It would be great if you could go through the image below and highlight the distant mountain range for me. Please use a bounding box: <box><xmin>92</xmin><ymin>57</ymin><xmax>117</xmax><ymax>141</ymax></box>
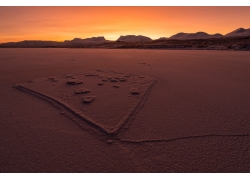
<box><xmin>166</xmin><ymin>28</ymin><xmax>250</xmax><ymax>40</ymax></box>
<box><xmin>224</xmin><ymin>28</ymin><xmax>250</xmax><ymax>37</ymax></box>
<box><xmin>73</xmin><ymin>28</ymin><xmax>250</xmax><ymax>42</ymax></box>
<box><xmin>168</xmin><ymin>32</ymin><xmax>223</xmax><ymax>40</ymax></box>
<box><xmin>0</xmin><ymin>28</ymin><xmax>250</xmax><ymax>48</ymax></box>
<box><xmin>117</xmin><ymin>35</ymin><xmax>152</xmax><ymax>42</ymax></box>
<box><xmin>64</xmin><ymin>36</ymin><xmax>108</xmax><ymax>43</ymax></box>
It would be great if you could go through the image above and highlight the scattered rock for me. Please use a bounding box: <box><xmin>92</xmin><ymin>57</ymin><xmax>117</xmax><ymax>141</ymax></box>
<box><xmin>48</xmin><ymin>77</ymin><xmax>56</xmax><ymax>80</ymax></box>
<box><xmin>98</xmin><ymin>83</ymin><xmax>104</xmax><ymax>85</ymax></box>
<box><xmin>75</xmin><ymin>88</ymin><xmax>91</xmax><ymax>94</ymax></box>
<box><xmin>130</xmin><ymin>88</ymin><xmax>140</xmax><ymax>94</ymax></box>
<box><xmin>119</xmin><ymin>78</ymin><xmax>127</xmax><ymax>82</ymax></box>
<box><xmin>110</xmin><ymin>79</ymin><xmax>118</xmax><ymax>82</ymax></box>
<box><xmin>101</xmin><ymin>78</ymin><xmax>108</xmax><ymax>82</ymax></box>
<box><xmin>82</xmin><ymin>96</ymin><xmax>96</xmax><ymax>103</ymax></box>
<box><xmin>67</xmin><ymin>80</ymin><xmax>83</xmax><ymax>85</ymax></box>
<box><xmin>66</xmin><ymin>74</ymin><xmax>73</xmax><ymax>78</ymax></box>
<box><xmin>113</xmin><ymin>85</ymin><xmax>119</xmax><ymax>88</ymax></box>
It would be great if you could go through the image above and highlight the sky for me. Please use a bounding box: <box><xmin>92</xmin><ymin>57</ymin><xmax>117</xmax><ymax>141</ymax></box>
<box><xmin>0</xmin><ymin>6</ymin><xmax>250</xmax><ymax>43</ymax></box>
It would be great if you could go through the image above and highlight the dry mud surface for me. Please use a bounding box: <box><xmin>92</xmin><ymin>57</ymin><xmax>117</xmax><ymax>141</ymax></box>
<box><xmin>0</xmin><ymin>48</ymin><xmax>250</xmax><ymax>172</ymax></box>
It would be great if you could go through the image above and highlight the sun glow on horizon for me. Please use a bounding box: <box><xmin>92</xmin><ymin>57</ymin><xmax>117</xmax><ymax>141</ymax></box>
<box><xmin>0</xmin><ymin>6</ymin><xmax>250</xmax><ymax>43</ymax></box>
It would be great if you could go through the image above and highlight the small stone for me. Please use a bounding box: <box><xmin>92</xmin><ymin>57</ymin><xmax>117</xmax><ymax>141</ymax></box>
<box><xmin>110</xmin><ymin>79</ymin><xmax>118</xmax><ymax>82</ymax></box>
<box><xmin>119</xmin><ymin>78</ymin><xmax>127</xmax><ymax>82</ymax></box>
<box><xmin>85</xmin><ymin>73</ymin><xmax>97</xmax><ymax>76</ymax></box>
<box><xmin>98</xmin><ymin>83</ymin><xmax>104</xmax><ymax>85</ymax></box>
<box><xmin>66</xmin><ymin>74</ymin><xmax>73</xmax><ymax>78</ymax></box>
<box><xmin>75</xmin><ymin>88</ymin><xmax>91</xmax><ymax>94</ymax></box>
<box><xmin>48</xmin><ymin>77</ymin><xmax>56</xmax><ymax>80</ymax></box>
<box><xmin>102</xmin><ymin>78</ymin><xmax>108</xmax><ymax>82</ymax></box>
<box><xmin>130</xmin><ymin>88</ymin><xmax>140</xmax><ymax>94</ymax></box>
<box><xmin>124</xmin><ymin>74</ymin><xmax>131</xmax><ymax>77</ymax></box>
<box><xmin>113</xmin><ymin>85</ymin><xmax>119</xmax><ymax>88</ymax></box>
<box><xmin>67</xmin><ymin>80</ymin><xmax>83</xmax><ymax>85</ymax></box>
<box><xmin>82</xmin><ymin>96</ymin><xmax>96</xmax><ymax>103</ymax></box>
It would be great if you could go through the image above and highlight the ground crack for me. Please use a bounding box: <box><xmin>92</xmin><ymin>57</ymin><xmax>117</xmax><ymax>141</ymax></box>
<box><xmin>116</xmin><ymin>134</ymin><xmax>250</xmax><ymax>144</ymax></box>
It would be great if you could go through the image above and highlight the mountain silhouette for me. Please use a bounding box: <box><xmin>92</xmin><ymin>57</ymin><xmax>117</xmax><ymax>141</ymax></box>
<box><xmin>117</xmin><ymin>35</ymin><xmax>152</xmax><ymax>42</ymax></box>
<box><xmin>65</xmin><ymin>36</ymin><xmax>108</xmax><ymax>43</ymax></box>
<box><xmin>224</xmin><ymin>28</ymin><xmax>250</xmax><ymax>37</ymax></box>
<box><xmin>169</xmin><ymin>32</ymin><xmax>223</xmax><ymax>40</ymax></box>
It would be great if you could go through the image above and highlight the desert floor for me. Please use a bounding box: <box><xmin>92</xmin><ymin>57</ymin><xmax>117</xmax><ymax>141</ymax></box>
<box><xmin>0</xmin><ymin>48</ymin><xmax>249</xmax><ymax>172</ymax></box>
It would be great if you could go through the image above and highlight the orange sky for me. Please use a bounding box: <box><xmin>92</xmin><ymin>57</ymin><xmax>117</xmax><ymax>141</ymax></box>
<box><xmin>1</xmin><ymin>6</ymin><xmax>250</xmax><ymax>43</ymax></box>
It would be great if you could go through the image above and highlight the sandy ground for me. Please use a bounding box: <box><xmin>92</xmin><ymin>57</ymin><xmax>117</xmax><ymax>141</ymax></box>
<box><xmin>0</xmin><ymin>48</ymin><xmax>249</xmax><ymax>172</ymax></box>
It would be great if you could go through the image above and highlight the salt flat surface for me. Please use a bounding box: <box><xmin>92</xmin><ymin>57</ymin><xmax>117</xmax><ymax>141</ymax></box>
<box><xmin>0</xmin><ymin>48</ymin><xmax>249</xmax><ymax>172</ymax></box>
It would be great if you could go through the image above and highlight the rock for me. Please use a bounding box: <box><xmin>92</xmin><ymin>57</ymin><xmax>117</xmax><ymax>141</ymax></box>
<box><xmin>82</xmin><ymin>96</ymin><xmax>96</xmax><ymax>103</ymax></box>
<box><xmin>48</xmin><ymin>77</ymin><xmax>56</xmax><ymax>80</ymax></box>
<box><xmin>66</xmin><ymin>74</ymin><xmax>73</xmax><ymax>78</ymax></box>
<box><xmin>124</xmin><ymin>74</ymin><xmax>131</xmax><ymax>77</ymax></box>
<box><xmin>119</xmin><ymin>78</ymin><xmax>127</xmax><ymax>82</ymax></box>
<box><xmin>110</xmin><ymin>79</ymin><xmax>118</xmax><ymax>82</ymax></box>
<box><xmin>101</xmin><ymin>78</ymin><xmax>108</xmax><ymax>82</ymax></box>
<box><xmin>74</xmin><ymin>88</ymin><xmax>90</xmax><ymax>94</ymax></box>
<box><xmin>67</xmin><ymin>79</ymin><xmax>83</xmax><ymax>85</ymax></box>
<box><xmin>130</xmin><ymin>88</ymin><xmax>140</xmax><ymax>94</ymax></box>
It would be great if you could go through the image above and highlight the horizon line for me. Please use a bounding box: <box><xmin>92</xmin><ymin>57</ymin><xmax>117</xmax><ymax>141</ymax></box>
<box><xmin>1</xmin><ymin>27</ymin><xmax>249</xmax><ymax>44</ymax></box>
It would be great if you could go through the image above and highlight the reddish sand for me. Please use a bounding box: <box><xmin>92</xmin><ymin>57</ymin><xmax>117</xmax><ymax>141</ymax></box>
<box><xmin>0</xmin><ymin>48</ymin><xmax>249</xmax><ymax>172</ymax></box>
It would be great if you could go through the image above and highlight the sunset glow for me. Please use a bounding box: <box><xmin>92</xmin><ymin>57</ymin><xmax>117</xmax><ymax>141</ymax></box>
<box><xmin>1</xmin><ymin>6</ymin><xmax>250</xmax><ymax>43</ymax></box>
